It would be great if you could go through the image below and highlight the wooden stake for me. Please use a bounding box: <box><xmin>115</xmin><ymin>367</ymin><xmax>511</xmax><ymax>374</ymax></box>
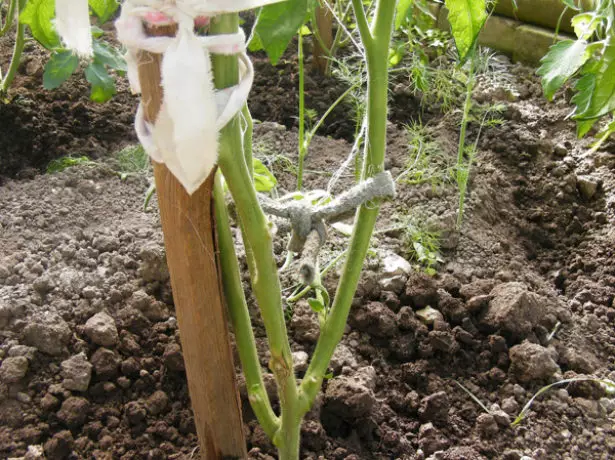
<box><xmin>136</xmin><ymin>23</ymin><xmax>247</xmax><ymax>459</ymax></box>
<box><xmin>313</xmin><ymin>0</ymin><xmax>334</xmax><ymax>74</ymax></box>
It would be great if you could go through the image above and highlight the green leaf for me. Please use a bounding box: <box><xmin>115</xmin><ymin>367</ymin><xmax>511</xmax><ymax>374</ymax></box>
<box><xmin>574</xmin><ymin>44</ymin><xmax>615</xmax><ymax>120</ymax></box>
<box><xmin>43</xmin><ymin>50</ymin><xmax>79</xmax><ymax>89</ymax></box>
<box><xmin>395</xmin><ymin>0</ymin><xmax>413</xmax><ymax>30</ymax></box>
<box><xmin>253</xmin><ymin>158</ymin><xmax>277</xmax><ymax>192</ymax></box>
<box><xmin>93</xmin><ymin>40</ymin><xmax>127</xmax><ymax>72</ymax></box>
<box><xmin>537</xmin><ymin>39</ymin><xmax>590</xmax><ymax>100</ymax></box>
<box><xmin>91</xmin><ymin>26</ymin><xmax>105</xmax><ymax>38</ymax></box>
<box><xmin>85</xmin><ymin>61</ymin><xmax>116</xmax><ymax>102</ymax></box>
<box><xmin>561</xmin><ymin>0</ymin><xmax>581</xmax><ymax>11</ymax></box>
<box><xmin>307</xmin><ymin>298</ymin><xmax>325</xmax><ymax>313</ymax></box>
<box><xmin>88</xmin><ymin>0</ymin><xmax>119</xmax><ymax>23</ymax></box>
<box><xmin>254</xmin><ymin>0</ymin><xmax>308</xmax><ymax>65</ymax></box>
<box><xmin>571</xmin><ymin>13</ymin><xmax>599</xmax><ymax>40</ymax></box>
<box><xmin>20</xmin><ymin>0</ymin><xmax>60</xmax><ymax>50</ymax></box>
<box><xmin>445</xmin><ymin>0</ymin><xmax>487</xmax><ymax>63</ymax></box>
<box><xmin>575</xmin><ymin>118</ymin><xmax>596</xmax><ymax>138</ymax></box>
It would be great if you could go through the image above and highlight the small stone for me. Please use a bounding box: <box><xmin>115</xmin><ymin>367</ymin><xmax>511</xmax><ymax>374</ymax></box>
<box><xmin>84</xmin><ymin>312</ymin><xmax>118</xmax><ymax>347</ymax></box>
<box><xmin>139</xmin><ymin>245</ymin><xmax>170</xmax><ymax>282</ymax></box>
<box><xmin>418</xmin><ymin>391</ymin><xmax>449</xmax><ymax>424</ymax></box>
<box><xmin>418</xmin><ymin>423</ymin><xmax>450</xmax><ymax>455</ymax></box>
<box><xmin>378</xmin><ymin>275</ymin><xmax>406</xmax><ymax>293</ymax></box>
<box><xmin>129</xmin><ymin>290</ymin><xmax>169</xmax><ymax>322</ymax></box>
<box><xmin>146</xmin><ymin>390</ymin><xmax>169</xmax><ymax>415</ymax></box>
<box><xmin>553</xmin><ymin>143</ymin><xmax>567</xmax><ymax>157</ymax></box>
<box><xmin>349</xmin><ymin>302</ymin><xmax>397</xmax><ymax>338</ymax></box>
<box><xmin>292</xmin><ymin>351</ymin><xmax>309</xmax><ymax>373</ymax></box>
<box><xmin>381</xmin><ymin>252</ymin><xmax>412</xmax><ymax>277</ymax></box>
<box><xmin>576</xmin><ymin>175</ymin><xmax>599</xmax><ymax>200</ymax></box>
<box><xmin>117</xmin><ymin>376</ymin><xmax>131</xmax><ymax>389</ymax></box>
<box><xmin>509</xmin><ymin>341</ymin><xmax>560</xmax><ymax>382</ymax></box>
<box><xmin>330</xmin><ymin>343</ymin><xmax>358</xmax><ymax>373</ymax></box>
<box><xmin>501</xmin><ymin>397</ymin><xmax>519</xmax><ymax>415</ymax></box>
<box><xmin>60</xmin><ymin>353</ymin><xmax>92</xmax><ymax>392</ymax></box>
<box><xmin>23</xmin><ymin>314</ymin><xmax>71</xmax><ymax>356</ymax></box>
<box><xmin>0</xmin><ymin>356</ymin><xmax>29</xmax><ymax>383</ymax></box>
<box><xmin>324</xmin><ymin>367</ymin><xmax>377</xmax><ymax>419</ymax></box>
<box><xmin>16</xmin><ymin>392</ymin><xmax>32</xmax><ymax>403</ymax></box>
<box><xmin>57</xmin><ymin>397</ymin><xmax>90</xmax><ymax>429</ymax></box>
<box><xmin>416</xmin><ymin>306</ymin><xmax>443</xmax><ymax>326</ymax></box>
<box><xmin>40</xmin><ymin>393</ymin><xmax>60</xmax><ymax>412</ymax></box>
<box><xmin>476</xmin><ymin>413</ymin><xmax>499</xmax><ymax>437</ymax></box>
<box><xmin>24</xmin><ymin>444</ymin><xmax>45</xmax><ymax>459</ymax></box>
<box><xmin>404</xmin><ymin>272</ymin><xmax>439</xmax><ymax>308</ymax></box>
<box><xmin>490</xmin><ymin>404</ymin><xmax>512</xmax><ymax>426</ymax></box>
<box><xmin>44</xmin><ymin>430</ymin><xmax>73</xmax><ymax>460</ymax></box>
<box><xmin>7</xmin><ymin>345</ymin><xmax>37</xmax><ymax>360</ymax></box>
<box><xmin>91</xmin><ymin>348</ymin><xmax>121</xmax><ymax>380</ymax></box>
<box><xmin>92</xmin><ymin>235</ymin><xmax>119</xmax><ymax>253</ymax></box>
<box><xmin>163</xmin><ymin>343</ymin><xmax>185</xmax><ymax>372</ymax></box>
<box><xmin>32</xmin><ymin>275</ymin><xmax>54</xmax><ymax>296</ymax></box>
<box><xmin>428</xmin><ymin>330</ymin><xmax>458</xmax><ymax>354</ymax></box>
<box><xmin>124</xmin><ymin>401</ymin><xmax>147</xmax><ymax>425</ymax></box>
<box><xmin>466</xmin><ymin>294</ymin><xmax>492</xmax><ymax>313</ymax></box>
<box><xmin>482</xmin><ymin>282</ymin><xmax>545</xmax><ymax>339</ymax></box>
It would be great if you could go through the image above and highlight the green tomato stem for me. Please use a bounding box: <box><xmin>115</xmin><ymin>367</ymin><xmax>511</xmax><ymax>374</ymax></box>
<box><xmin>300</xmin><ymin>0</ymin><xmax>396</xmax><ymax>408</ymax></box>
<box><xmin>297</xmin><ymin>30</ymin><xmax>306</xmax><ymax>190</ymax></box>
<box><xmin>0</xmin><ymin>0</ymin><xmax>26</xmax><ymax>95</ymax></box>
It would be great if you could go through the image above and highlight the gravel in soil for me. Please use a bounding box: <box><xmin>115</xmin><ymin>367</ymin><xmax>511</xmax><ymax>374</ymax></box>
<box><xmin>1</xmin><ymin>34</ymin><xmax>615</xmax><ymax>460</ymax></box>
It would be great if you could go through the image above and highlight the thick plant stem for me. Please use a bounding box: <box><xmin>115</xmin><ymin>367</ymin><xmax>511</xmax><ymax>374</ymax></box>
<box><xmin>300</xmin><ymin>0</ymin><xmax>396</xmax><ymax>407</ymax></box>
<box><xmin>212</xmin><ymin>15</ymin><xmax>299</xmax><ymax>459</ymax></box>
<box><xmin>0</xmin><ymin>0</ymin><xmax>26</xmax><ymax>95</ymax></box>
<box><xmin>214</xmin><ymin>174</ymin><xmax>279</xmax><ymax>438</ymax></box>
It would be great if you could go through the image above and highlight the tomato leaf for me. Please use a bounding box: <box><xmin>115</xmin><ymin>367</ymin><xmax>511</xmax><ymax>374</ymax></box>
<box><xmin>537</xmin><ymin>39</ymin><xmax>590</xmax><ymax>100</ymax></box>
<box><xmin>20</xmin><ymin>0</ymin><xmax>60</xmax><ymax>50</ymax></box>
<box><xmin>253</xmin><ymin>158</ymin><xmax>277</xmax><ymax>192</ymax></box>
<box><xmin>43</xmin><ymin>50</ymin><xmax>79</xmax><ymax>89</ymax></box>
<box><xmin>561</xmin><ymin>0</ymin><xmax>581</xmax><ymax>11</ymax></box>
<box><xmin>445</xmin><ymin>0</ymin><xmax>487</xmax><ymax>63</ymax></box>
<box><xmin>308</xmin><ymin>298</ymin><xmax>325</xmax><ymax>313</ymax></box>
<box><xmin>85</xmin><ymin>61</ymin><xmax>116</xmax><ymax>102</ymax></box>
<box><xmin>395</xmin><ymin>0</ymin><xmax>413</xmax><ymax>30</ymax></box>
<box><xmin>93</xmin><ymin>40</ymin><xmax>127</xmax><ymax>72</ymax></box>
<box><xmin>254</xmin><ymin>0</ymin><xmax>308</xmax><ymax>65</ymax></box>
<box><xmin>88</xmin><ymin>0</ymin><xmax>119</xmax><ymax>24</ymax></box>
<box><xmin>574</xmin><ymin>44</ymin><xmax>615</xmax><ymax>120</ymax></box>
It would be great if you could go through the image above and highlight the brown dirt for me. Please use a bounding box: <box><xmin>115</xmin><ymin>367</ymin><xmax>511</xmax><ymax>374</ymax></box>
<box><xmin>1</xmin><ymin>26</ymin><xmax>615</xmax><ymax>460</ymax></box>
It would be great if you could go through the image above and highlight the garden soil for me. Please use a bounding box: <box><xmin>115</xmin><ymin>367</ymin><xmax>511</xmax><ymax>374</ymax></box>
<box><xmin>1</xmin><ymin>38</ymin><xmax>615</xmax><ymax>460</ymax></box>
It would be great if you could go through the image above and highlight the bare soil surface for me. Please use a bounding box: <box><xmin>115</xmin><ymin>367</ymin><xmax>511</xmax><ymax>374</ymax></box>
<box><xmin>1</xmin><ymin>33</ymin><xmax>615</xmax><ymax>460</ymax></box>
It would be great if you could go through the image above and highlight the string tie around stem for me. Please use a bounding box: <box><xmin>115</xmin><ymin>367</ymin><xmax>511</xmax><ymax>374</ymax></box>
<box><xmin>260</xmin><ymin>171</ymin><xmax>396</xmax><ymax>284</ymax></box>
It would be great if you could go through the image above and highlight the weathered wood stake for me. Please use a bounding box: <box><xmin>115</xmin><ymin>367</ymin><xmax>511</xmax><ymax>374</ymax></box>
<box><xmin>136</xmin><ymin>23</ymin><xmax>247</xmax><ymax>459</ymax></box>
<box><xmin>313</xmin><ymin>0</ymin><xmax>334</xmax><ymax>74</ymax></box>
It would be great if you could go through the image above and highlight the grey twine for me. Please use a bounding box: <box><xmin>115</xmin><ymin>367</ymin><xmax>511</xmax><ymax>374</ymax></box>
<box><xmin>259</xmin><ymin>171</ymin><xmax>396</xmax><ymax>284</ymax></box>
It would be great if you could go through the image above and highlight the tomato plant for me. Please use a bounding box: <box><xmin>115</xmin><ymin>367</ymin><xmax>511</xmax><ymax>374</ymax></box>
<box><xmin>538</xmin><ymin>0</ymin><xmax>615</xmax><ymax>150</ymax></box>
<box><xmin>0</xmin><ymin>0</ymin><xmax>124</xmax><ymax>101</ymax></box>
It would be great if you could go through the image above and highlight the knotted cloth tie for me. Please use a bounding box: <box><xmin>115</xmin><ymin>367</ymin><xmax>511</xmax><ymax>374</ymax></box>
<box><xmin>114</xmin><ymin>0</ymin><xmax>282</xmax><ymax>194</ymax></box>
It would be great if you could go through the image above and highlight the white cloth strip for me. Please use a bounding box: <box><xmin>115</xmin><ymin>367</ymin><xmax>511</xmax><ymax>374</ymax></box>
<box><xmin>116</xmin><ymin>0</ymin><xmax>256</xmax><ymax>194</ymax></box>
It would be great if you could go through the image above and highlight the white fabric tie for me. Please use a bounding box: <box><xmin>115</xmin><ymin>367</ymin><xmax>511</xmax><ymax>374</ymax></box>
<box><xmin>116</xmin><ymin>2</ymin><xmax>257</xmax><ymax>194</ymax></box>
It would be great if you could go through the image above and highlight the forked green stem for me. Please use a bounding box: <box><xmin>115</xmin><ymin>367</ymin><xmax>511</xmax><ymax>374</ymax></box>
<box><xmin>213</xmin><ymin>3</ymin><xmax>397</xmax><ymax>458</ymax></box>
<box><xmin>300</xmin><ymin>0</ymin><xmax>395</xmax><ymax>410</ymax></box>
